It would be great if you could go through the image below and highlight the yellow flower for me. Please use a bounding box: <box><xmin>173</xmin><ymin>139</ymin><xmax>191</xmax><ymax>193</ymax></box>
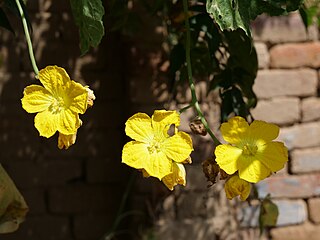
<box><xmin>224</xmin><ymin>174</ymin><xmax>251</xmax><ymax>201</ymax></box>
<box><xmin>122</xmin><ymin>110</ymin><xmax>193</xmax><ymax>180</ymax></box>
<box><xmin>21</xmin><ymin>66</ymin><xmax>88</xmax><ymax>138</ymax></box>
<box><xmin>162</xmin><ymin>162</ymin><xmax>186</xmax><ymax>190</ymax></box>
<box><xmin>215</xmin><ymin>116</ymin><xmax>288</xmax><ymax>183</ymax></box>
<box><xmin>0</xmin><ymin>165</ymin><xmax>28</xmax><ymax>233</ymax></box>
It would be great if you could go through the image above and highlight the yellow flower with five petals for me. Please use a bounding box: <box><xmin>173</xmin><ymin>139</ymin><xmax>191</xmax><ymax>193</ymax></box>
<box><xmin>122</xmin><ymin>110</ymin><xmax>193</xmax><ymax>180</ymax></box>
<box><xmin>215</xmin><ymin>116</ymin><xmax>288</xmax><ymax>183</ymax></box>
<box><xmin>21</xmin><ymin>66</ymin><xmax>88</xmax><ymax>138</ymax></box>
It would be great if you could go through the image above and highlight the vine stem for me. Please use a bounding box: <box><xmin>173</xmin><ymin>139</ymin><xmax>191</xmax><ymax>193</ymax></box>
<box><xmin>15</xmin><ymin>0</ymin><xmax>39</xmax><ymax>75</ymax></box>
<box><xmin>182</xmin><ymin>0</ymin><xmax>220</xmax><ymax>146</ymax></box>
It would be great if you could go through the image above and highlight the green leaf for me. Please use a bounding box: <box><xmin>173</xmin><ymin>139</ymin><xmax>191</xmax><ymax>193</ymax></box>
<box><xmin>206</xmin><ymin>0</ymin><xmax>304</xmax><ymax>35</ymax></box>
<box><xmin>0</xmin><ymin>7</ymin><xmax>14</xmax><ymax>33</ymax></box>
<box><xmin>259</xmin><ymin>195</ymin><xmax>279</xmax><ymax>235</ymax></box>
<box><xmin>70</xmin><ymin>0</ymin><xmax>105</xmax><ymax>54</ymax></box>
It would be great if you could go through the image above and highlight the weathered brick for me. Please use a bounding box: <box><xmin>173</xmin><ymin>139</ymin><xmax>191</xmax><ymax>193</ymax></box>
<box><xmin>254</xmin><ymin>42</ymin><xmax>269</xmax><ymax>69</ymax></box>
<box><xmin>256</xmin><ymin>174</ymin><xmax>320</xmax><ymax>198</ymax></box>
<box><xmin>1</xmin><ymin>216</ymin><xmax>72</xmax><ymax>240</ymax></box>
<box><xmin>302</xmin><ymin>97</ymin><xmax>320</xmax><ymax>122</ymax></box>
<box><xmin>291</xmin><ymin>148</ymin><xmax>320</xmax><ymax>173</ymax></box>
<box><xmin>270</xmin><ymin>42</ymin><xmax>320</xmax><ymax>68</ymax></box>
<box><xmin>73</xmin><ymin>215</ymin><xmax>114</xmax><ymax>240</ymax></box>
<box><xmin>253</xmin><ymin>69</ymin><xmax>318</xmax><ymax>99</ymax></box>
<box><xmin>155</xmin><ymin>218</ymin><xmax>238</xmax><ymax>240</ymax></box>
<box><xmin>4</xmin><ymin>160</ymin><xmax>83</xmax><ymax>188</ymax></box>
<box><xmin>239</xmin><ymin>200</ymin><xmax>307</xmax><ymax>227</ymax></box>
<box><xmin>185</xmin><ymin>164</ymin><xmax>210</xmax><ymax>191</ymax></box>
<box><xmin>278</xmin><ymin>122</ymin><xmax>320</xmax><ymax>150</ymax></box>
<box><xmin>251</xmin><ymin>98</ymin><xmax>300</xmax><ymax>125</ymax></box>
<box><xmin>271</xmin><ymin>222</ymin><xmax>320</xmax><ymax>240</ymax></box>
<box><xmin>252</xmin><ymin>13</ymin><xmax>318</xmax><ymax>43</ymax></box>
<box><xmin>308</xmin><ymin>198</ymin><xmax>320</xmax><ymax>224</ymax></box>
<box><xmin>176</xmin><ymin>192</ymin><xmax>207</xmax><ymax>218</ymax></box>
<box><xmin>49</xmin><ymin>185</ymin><xmax>122</xmax><ymax>214</ymax></box>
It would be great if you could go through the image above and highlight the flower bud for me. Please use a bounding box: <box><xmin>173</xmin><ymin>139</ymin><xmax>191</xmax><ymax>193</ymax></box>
<box><xmin>189</xmin><ymin>119</ymin><xmax>207</xmax><ymax>136</ymax></box>
<box><xmin>224</xmin><ymin>175</ymin><xmax>251</xmax><ymax>201</ymax></box>
<box><xmin>85</xmin><ymin>86</ymin><xmax>96</xmax><ymax>108</ymax></box>
<box><xmin>58</xmin><ymin>132</ymin><xmax>77</xmax><ymax>150</ymax></box>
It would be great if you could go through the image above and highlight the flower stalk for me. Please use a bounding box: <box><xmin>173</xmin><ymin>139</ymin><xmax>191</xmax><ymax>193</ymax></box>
<box><xmin>182</xmin><ymin>0</ymin><xmax>220</xmax><ymax>146</ymax></box>
<box><xmin>15</xmin><ymin>0</ymin><xmax>39</xmax><ymax>75</ymax></box>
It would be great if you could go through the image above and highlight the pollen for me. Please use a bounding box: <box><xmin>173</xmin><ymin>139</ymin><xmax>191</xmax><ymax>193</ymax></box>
<box><xmin>242</xmin><ymin>143</ymin><xmax>258</xmax><ymax>156</ymax></box>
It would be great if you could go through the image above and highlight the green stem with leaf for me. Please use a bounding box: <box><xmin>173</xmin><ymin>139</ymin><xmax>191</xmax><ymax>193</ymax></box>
<box><xmin>15</xmin><ymin>0</ymin><xmax>39</xmax><ymax>75</ymax></box>
<box><xmin>182</xmin><ymin>0</ymin><xmax>221</xmax><ymax>146</ymax></box>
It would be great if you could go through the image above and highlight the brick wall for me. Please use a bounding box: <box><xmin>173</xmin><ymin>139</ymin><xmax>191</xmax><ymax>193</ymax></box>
<box><xmin>2</xmin><ymin>2</ymin><xmax>320</xmax><ymax>240</ymax></box>
<box><xmin>0</xmin><ymin>1</ymin><xmax>130</xmax><ymax>240</ymax></box>
<box><xmin>140</xmin><ymin>13</ymin><xmax>320</xmax><ymax>240</ymax></box>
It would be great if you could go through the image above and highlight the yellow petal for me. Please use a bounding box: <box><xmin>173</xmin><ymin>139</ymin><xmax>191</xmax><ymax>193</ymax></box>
<box><xmin>21</xmin><ymin>85</ymin><xmax>53</xmax><ymax>113</ymax></box>
<box><xmin>58</xmin><ymin>132</ymin><xmax>77</xmax><ymax>150</ymax></box>
<box><xmin>162</xmin><ymin>162</ymin><xmax>186</xmax><ymax>190</ymax></box>
<box><xmin>38</xmin><ymin>66</ymin><xmax>70</xmax><ymax>94</ymax></box>
<box><xmin>122</xmin><ymin>141</ymin><xmax>149</xmax><ymax>169</ymax></box>
<box><xmin>215</xmin><ymin>144</ymin><xmax>242</xmax><ymax>175</ymax></box>
<box><xmin>67</xmin><ymin>81</ymin><xmax>88</xmax><ymax>114</ymax></box>
<box><xmin>256</xmin><ymin>142</ymin><xmax>288</xmax><ymax>172</ymax></box>
<box><xmin>0</xmin><ymin>165</ymin><xmax>28</xmax><ymax>233</ymax></box>
<box><xmin>248</xmin><ymin>120</ymin><xmax>279</xmax><ymax>142</ymax></box>
<box><xmin>224</xmin><ymin>175</ymin><xmax>251</xmax><ymax>201</ymax></box>
<box><xmin>122</xmin><ymin>141</ymin><xmax>172</xmax><ymax>179</ymax></box>
<box><xmin>152</xmin><ymin>110</ymin><xmax>180</xmax><ymax>137</ymax></box>
<box><xmin>34</xmin><ymin>110</ymin><xmax>60</xmax><ymax>138</ymax></box>
<box><xmin>162</xmin><ymin>132</ymin><xmax>193</xmax><ymax>163</ymax></box>
<box><xmin>238</xmin><ymin>157</ymin><xmax>271</xmax><ymax>183</ymax></box>
<box><xmin>125</xmin><ymin>113</ymin><xmax>154</xmax><ymax>143</ymax></box>
<box><xmin>57</xmin><ymin>109</ymin><xmax>81</xmax><ymax>135</ymax></box>
<box><xmin>220</xmin><ymin>116</ymin><xmax>249</xmax><ymax>144</ymax></box>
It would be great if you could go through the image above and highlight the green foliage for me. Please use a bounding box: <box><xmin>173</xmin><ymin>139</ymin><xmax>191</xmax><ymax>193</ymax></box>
<box><xmin>70</xmin><ymin>0</ymin><xmax>105</xmax><ymax>54</ymax></box>
<box><xmin>206</xmin><ymin>0</ymin><xmax>304</xmax><ymax>35</ymax></box>
<box><xmin>259</xmin><ymin>195</ymin><xmax>279</xmax><ymax>235</ymax></box>
<box><xmin>0</xmin><ymin>0</ymin><xmax>32</xmax><ymax>33</ymax></box>
<box><xmin>300</xmin><ymin>0</ymin><xmax>320</xmax><ymax>28</ymax></box>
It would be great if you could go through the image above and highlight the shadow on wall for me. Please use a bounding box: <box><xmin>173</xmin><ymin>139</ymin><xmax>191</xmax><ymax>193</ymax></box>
<box><xmin>0</xmin><ymin>1</ymin><xmax>132</xmax><ymax>240</ymax></box>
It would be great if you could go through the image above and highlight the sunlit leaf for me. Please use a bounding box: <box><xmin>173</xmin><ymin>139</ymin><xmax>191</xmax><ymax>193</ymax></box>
<box><xmin>259</xmin><ymin>195</ymin><xmax>279</xmax><ymax>235</ymax></box>
<box><xmin>206</xmin><ymin>0</ymin><xmax>304</xmax><ymax>35</ymax></box>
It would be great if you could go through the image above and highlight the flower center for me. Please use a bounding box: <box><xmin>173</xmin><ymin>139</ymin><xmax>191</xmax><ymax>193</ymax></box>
<box><xmin>147</xmin><ymin>139</ymin><xmax>162</xmax><ymax>154</ymax></box>
<box><xmin>49</xmin><ymin>96</ymin><xmax>65</xmax><ymax>114</ymax></box>
<box><xmin>242</xmin><ymin>143</ymin><xmax>258</xmax><ymax>156</ymax></box>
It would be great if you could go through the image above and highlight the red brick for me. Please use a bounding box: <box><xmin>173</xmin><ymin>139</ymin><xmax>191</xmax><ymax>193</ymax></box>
<box><xmin>251</xmin><ymin>98</ymin><xmax>300</xmax><ymax>125</ymax></box>
<box><xmin>73</xmin><ymin>215</ymin><xmax>114</xmax><ymax>240</ymax></box>
<box><xmin>4</xmin><ymin>160</ymin><xmax>83</xmax><ymax>188</ymax></box>
<box><xmin>21</xmin><ymin>189</ymin><xmax>46</xmax><ymax>215</ymax></box>
<box><xmin>278</xmin><ymin>122</ymin><xmax>320</xmax><ymax>150</ymax></box>
<box><xmin>302</xmin><ymin>97</ymin><xmax>320</xmax><ymax>122</ymax></box>
<box><xmin>271</xmin><ymin>222</ymin><xmax>320</xmax><ymax>240</ymax></box>
<box><xmin>253</xmin><ymin>69</ymin><xmax>318</xmax><ymax>99</ymax></box>
<box><xmin>256</xmin><ymin>173</ymin><xmax>320</xmax><ymax>198</ymax></box>
<box><xmin>308</xmin><ymin>198</ymin><xmax>320</xmax><ymax>224</ymax></box>
<box><xmin>86</xmin><ymin>157</ymin><xmax>129</xmax><ymax>183</ymax></box>
<box><xmin>291</xmin><ymin>148</ymin><xmax>320</xmax><ymax>173</ymax></box>
<box><xmin>270</xmin><ymin>42</ymin><xmax>320</xmax><ymax>68</ymax></box>
<box><xmin>252</xmin><ymin>13</ymin><xmax>318</xmax><ymax>43</ymax></box>
<box><xmin>1</xmin><ymin>216</ymin><xmax>72</xmax><ymax>240</ymax></box>
<box><xmin>49</xmin><ymin>185</ymin><xmax>122</xmax><ymax>214</ymax></box>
